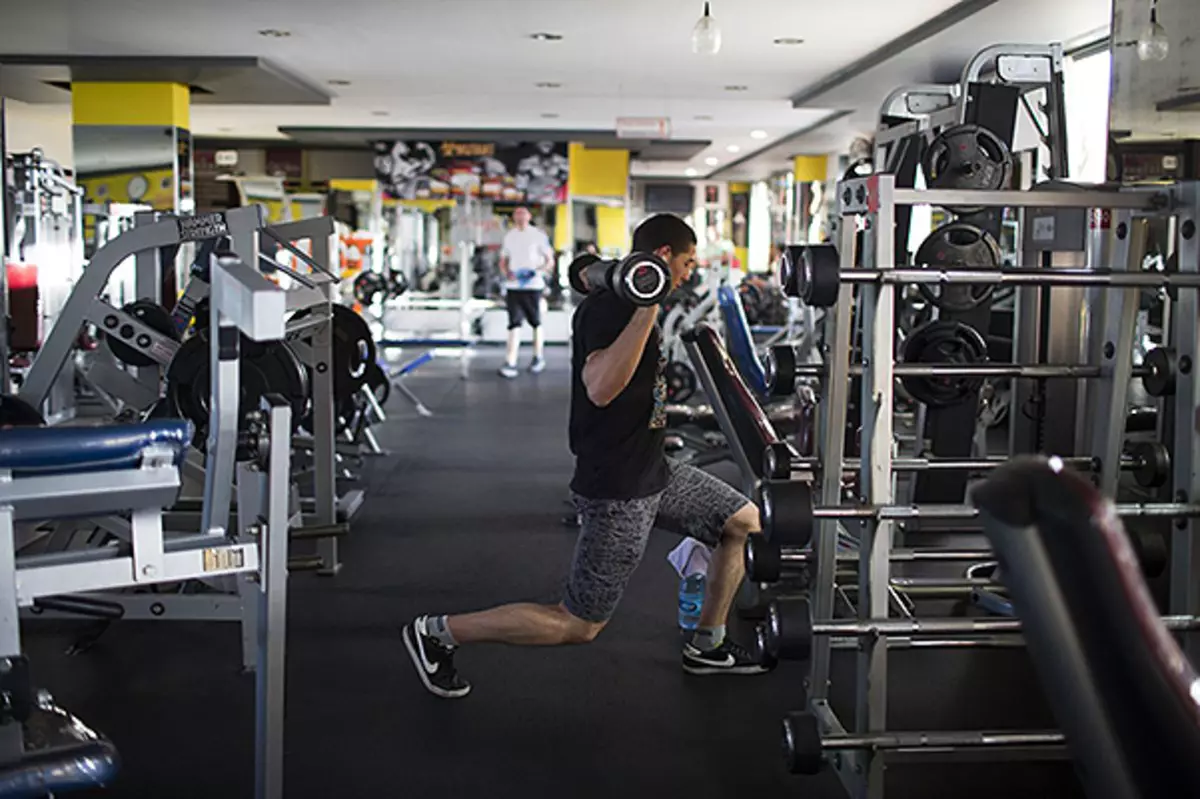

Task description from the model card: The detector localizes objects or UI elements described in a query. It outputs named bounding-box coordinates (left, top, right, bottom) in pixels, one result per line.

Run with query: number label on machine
left=203, top=548, right=246, bottom=572
left=179, top=213, right=230, bottom=242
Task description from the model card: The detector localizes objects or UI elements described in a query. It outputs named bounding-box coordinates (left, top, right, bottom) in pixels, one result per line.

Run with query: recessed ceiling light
left=535, top=82, right=562, bottom=89
left=750, top=129, right=768, bottom=140
left=773, top=37, right=805, bottom=45
left=724, top=85, right=748, bottom=92
left=685, top=168, right=698, bottom=177
left=705, top=157, right=719, bottom=166
left=726, top=144, right=741, bottom=153
left=371, top=110, right=389, bottom=117
left=530, top=32, right=563, bottom=41
left=257, top=29, right=291, bottom=38
left=694, top=114, right=714, bottom=121
left=541, top=112, right=560, bottom=119
left=217, top=127, right=233, bottom=133
left=327, top=79, right=351, bottom=86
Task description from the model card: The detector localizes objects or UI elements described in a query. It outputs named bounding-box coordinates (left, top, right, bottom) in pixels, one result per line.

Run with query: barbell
left=762, top=596, right=1200, bottom=663
left=766, top=337, right=1181, bottom=402
left=760, top=440, right=1171, bottom=489
left=760, top=478, right=1200, bottom=547
left=567, top=252, right=672, bottom=307
left=779, top=242, right=1200, bottom=310
left=782, top=712, right=1064, bottom=776
left=744, top=536, right=993, bottom=583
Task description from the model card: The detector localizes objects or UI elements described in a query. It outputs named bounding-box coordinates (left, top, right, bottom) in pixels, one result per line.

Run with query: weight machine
left=0, top=251, right=293, bottom=799
left=762, top=174, right=1200, bottom=799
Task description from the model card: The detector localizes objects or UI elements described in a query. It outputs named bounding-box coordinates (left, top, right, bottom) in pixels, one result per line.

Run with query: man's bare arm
left=582, top=307, right=658, bottom=407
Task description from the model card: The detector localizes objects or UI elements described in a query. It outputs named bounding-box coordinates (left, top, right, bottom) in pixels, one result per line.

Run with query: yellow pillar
left=793, top=155, right=828, bottom=184
left=568, top=143, right=630, bottom=255
left=72, top=82, right=192, bottom=213
left=72, top=82, right=193, bottom=301
left=729, top=182, right=750, bottom=272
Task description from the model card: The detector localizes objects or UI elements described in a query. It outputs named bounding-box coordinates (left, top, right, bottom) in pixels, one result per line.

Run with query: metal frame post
left=854, top=177, right=897, bottom=799
left=304, top=229, right=339, bottom=574
left=1088, top=211, right=1142, bottom=495
left=1167, top=183, right=1200, bottom=662
left=255, top=395, right=291, bottom=799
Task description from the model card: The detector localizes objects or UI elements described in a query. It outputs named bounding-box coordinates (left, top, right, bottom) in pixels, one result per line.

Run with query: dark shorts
left=505, top=289, right=543, bottom=329
left=564, top=460, right=752, bottom=623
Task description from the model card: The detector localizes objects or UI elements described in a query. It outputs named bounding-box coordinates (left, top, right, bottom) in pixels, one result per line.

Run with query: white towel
left=667, top=537, right=712, bottom=579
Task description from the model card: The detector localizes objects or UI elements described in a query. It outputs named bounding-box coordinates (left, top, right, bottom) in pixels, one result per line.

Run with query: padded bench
left=682, top=324, right=792, bottom=483
left=716, top=284, right=771, bottom=399
left=0, top=421, right=192, bottom=522
left=973, top=457, right=1200, bottom=799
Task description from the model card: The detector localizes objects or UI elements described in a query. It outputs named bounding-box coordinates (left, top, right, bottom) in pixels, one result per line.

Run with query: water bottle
left=678, top=573, right=706, bottom=632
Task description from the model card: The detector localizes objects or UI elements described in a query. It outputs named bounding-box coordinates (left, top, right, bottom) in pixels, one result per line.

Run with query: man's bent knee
left=557, top=603, right=608, bottom=644
left=723, top=501, right=761, bottom=542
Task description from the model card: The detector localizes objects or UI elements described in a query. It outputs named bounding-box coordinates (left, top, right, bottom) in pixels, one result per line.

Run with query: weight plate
left=900, top=320, right=989, bottom=408
left=0, top=394, right=45, bottom=427
left=353, top=271, right=388, bottom=305
left=745, top=535, right=783, bottom=583
left=766, top=345, right=797, bottom=398
left=768, top=597, right=814, bottom=661
left=166, top=335, right=309, bottom=449
left=1130, top=441, right=1170, bottom=488
left=664, top=361, right=697, bottom=404
left=568, top=254, right=601, bottom=295
left=783, top=711, right=825, bottom=776
left=104, top=300, right=179, bottom=367
left=290, top=305, right=377, bottom=405
left=761, top=479, right=814, bottom=546
left=1142, top=347, right=1177, bottom=397
left=366, top=360, right=391, bottom=408
left=922, top=124, right=1013, bottom=212
left=914, top=222, right=1001, bottom=313
left=762, top=441, right=792, bottom=480
left=786, top=245, right=840, bottom=308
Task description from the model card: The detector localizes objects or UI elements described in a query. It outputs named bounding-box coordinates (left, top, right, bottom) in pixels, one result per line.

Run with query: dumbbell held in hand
left=568, top=252, right=671, bottom=307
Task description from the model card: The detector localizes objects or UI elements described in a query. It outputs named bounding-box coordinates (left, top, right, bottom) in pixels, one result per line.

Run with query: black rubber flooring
left=23, top=347, right=1084, bottom=798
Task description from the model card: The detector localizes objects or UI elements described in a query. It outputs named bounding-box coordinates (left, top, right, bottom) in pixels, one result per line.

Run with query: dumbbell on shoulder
left=568, top=252, right=672, bottom=307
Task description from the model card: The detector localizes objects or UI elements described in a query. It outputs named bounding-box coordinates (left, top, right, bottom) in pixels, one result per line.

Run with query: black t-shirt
left=568, top=291, right=668, bottom=499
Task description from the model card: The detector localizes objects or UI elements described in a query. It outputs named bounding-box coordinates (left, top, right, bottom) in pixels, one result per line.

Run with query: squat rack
left=805, top=173, right=1199, bottom=798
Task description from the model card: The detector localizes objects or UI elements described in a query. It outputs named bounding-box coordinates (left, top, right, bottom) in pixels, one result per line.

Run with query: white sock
left=692, top=625, right=725, bottom=652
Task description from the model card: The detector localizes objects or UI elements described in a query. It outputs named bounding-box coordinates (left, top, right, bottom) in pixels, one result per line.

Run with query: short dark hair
left=632, top=214, right=696, bottom=256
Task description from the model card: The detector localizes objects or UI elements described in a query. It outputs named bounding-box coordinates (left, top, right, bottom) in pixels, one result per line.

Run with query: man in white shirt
left=498, top=206, right=554, bottom=378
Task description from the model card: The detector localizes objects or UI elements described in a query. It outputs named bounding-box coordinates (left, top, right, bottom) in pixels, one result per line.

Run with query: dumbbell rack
left=804, top=173, right=1200, bottom=798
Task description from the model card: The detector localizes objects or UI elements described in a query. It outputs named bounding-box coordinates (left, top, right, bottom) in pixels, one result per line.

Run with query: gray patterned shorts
left=564, top=460, right=752, bottom=623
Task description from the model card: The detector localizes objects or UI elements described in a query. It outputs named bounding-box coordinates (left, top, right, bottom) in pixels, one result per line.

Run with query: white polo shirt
left=501, top=226, right=553, bottom=292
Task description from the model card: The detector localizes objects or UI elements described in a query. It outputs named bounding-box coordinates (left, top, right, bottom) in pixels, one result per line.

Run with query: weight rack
left=799, top=173, right=1200, bottom=799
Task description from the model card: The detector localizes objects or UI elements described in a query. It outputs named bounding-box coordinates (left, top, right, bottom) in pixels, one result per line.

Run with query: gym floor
left=25, top=349, right=1084, bottom=798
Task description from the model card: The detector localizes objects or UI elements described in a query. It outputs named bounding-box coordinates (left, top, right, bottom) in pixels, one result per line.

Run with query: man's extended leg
left=402, top=491, right=660, bottom=698
left=528, top=293, right=546, bottom=373
left=654, top=460, right=768, bottom=675
left=500, top=292, right=524, bottom=378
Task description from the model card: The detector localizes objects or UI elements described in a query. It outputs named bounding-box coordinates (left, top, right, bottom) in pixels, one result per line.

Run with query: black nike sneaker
left=682, top=638, right=771, bottom=676
left=402, top=616, right=471, bottom=698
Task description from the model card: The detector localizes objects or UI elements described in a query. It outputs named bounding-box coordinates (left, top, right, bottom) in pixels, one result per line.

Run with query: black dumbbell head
left=762, top=441, right=792, bottom=480
left=745, top=535, right=783, bottom=583
left=765, top=345, right=797, bottom=397
left=782, top=711, right=825, bottom=775
left=615, top=252, right=671, bottom=306
left=761, top=479, right=815, bottom=547
left=754, top=623, right=779, bottom=671
left=767, top=598, right=814, bottom=661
